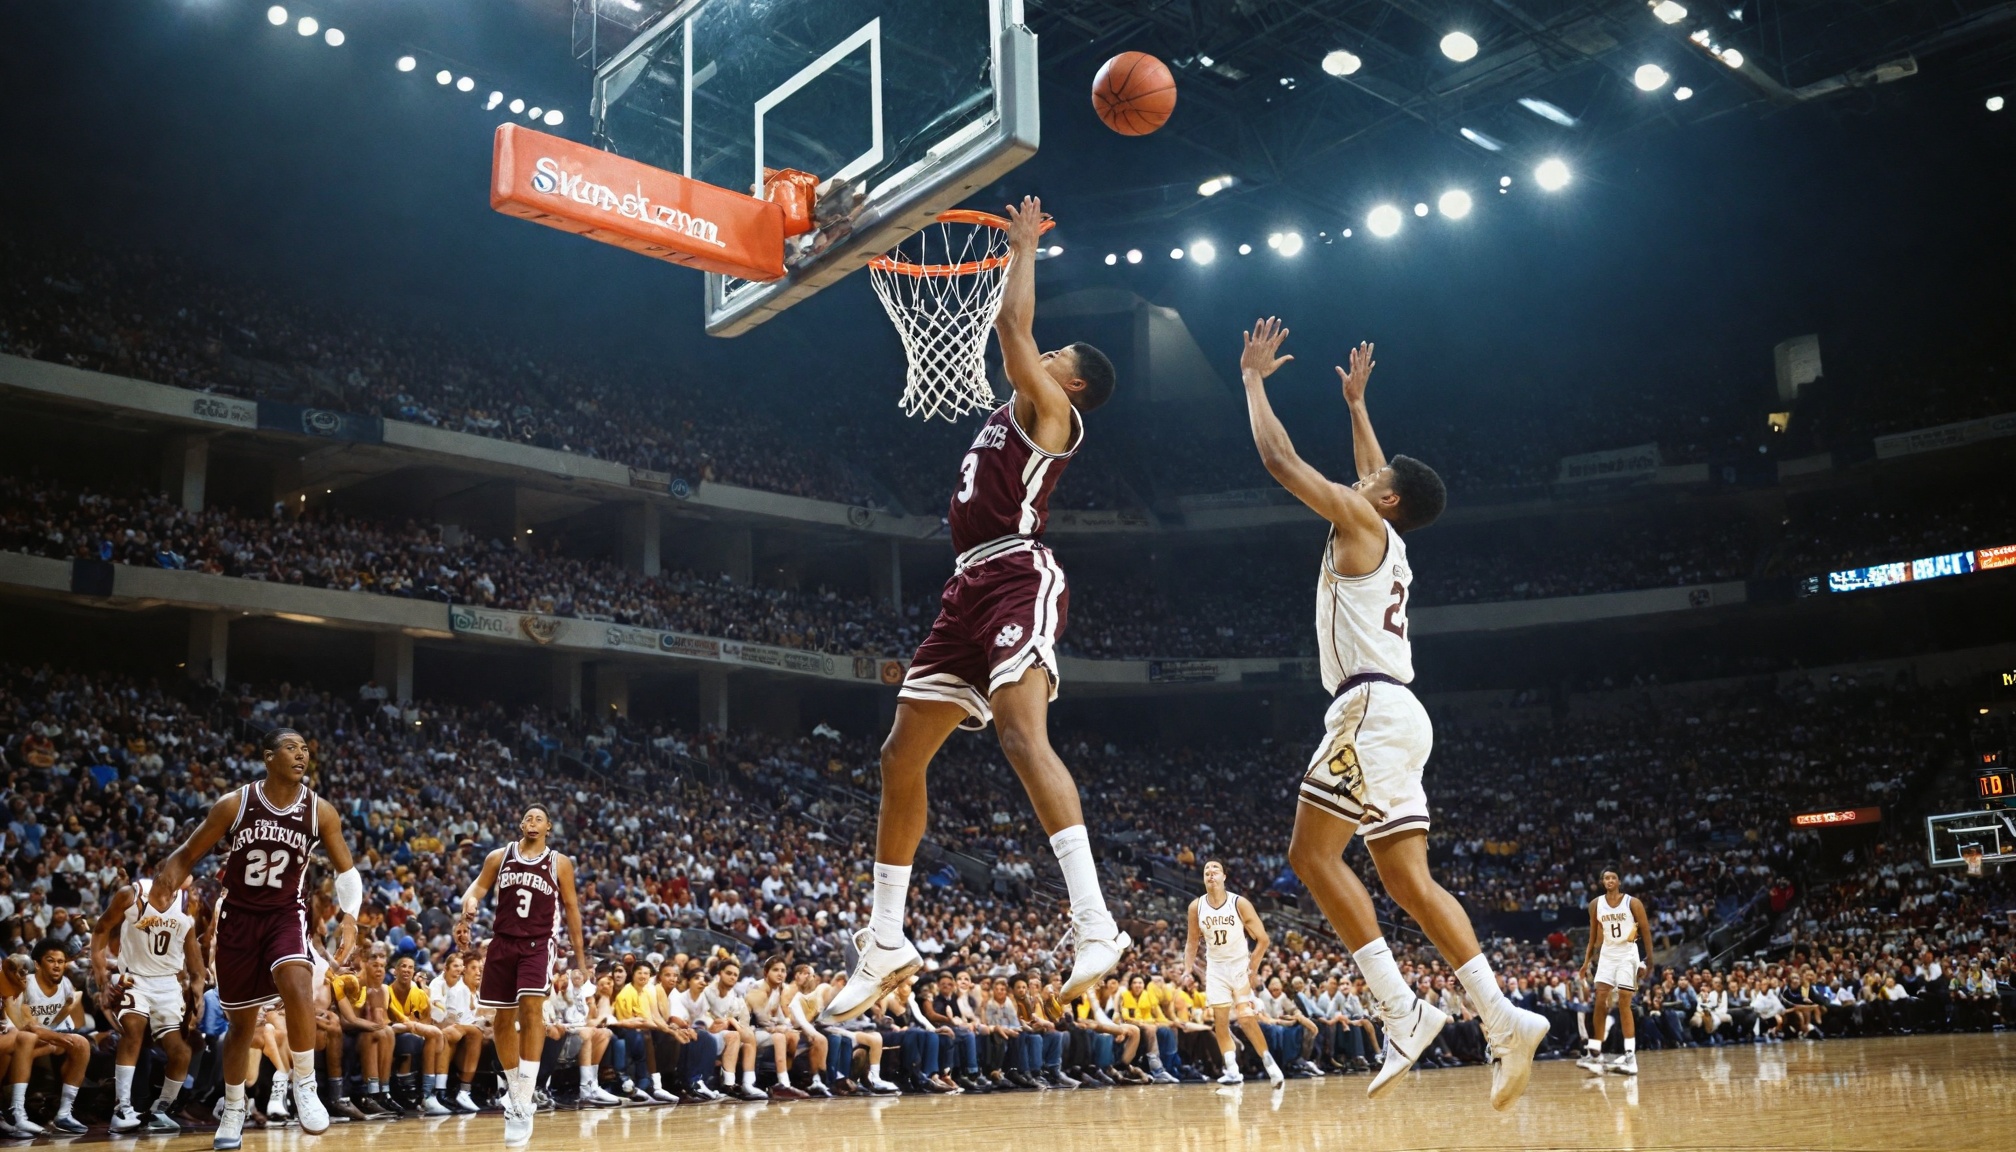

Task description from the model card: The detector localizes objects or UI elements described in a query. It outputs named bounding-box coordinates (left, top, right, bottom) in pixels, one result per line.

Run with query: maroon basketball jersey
left=494, top=844, right=561, bottom=939
left=219, top=781, right=318, bottom=914
left=947, top=402, right=1082, bottom=557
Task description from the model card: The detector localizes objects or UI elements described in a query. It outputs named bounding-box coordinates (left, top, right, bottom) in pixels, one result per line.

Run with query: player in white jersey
left=92, top=877, right=204, bottom=1132
left=1182, top=861, right=1284, bottom=1087
left=5, top=939, right=91, bottom=1134
left=1580, top=868, right=1654, bottom=1075
left=1240, top=319, right=1549, bottom=1110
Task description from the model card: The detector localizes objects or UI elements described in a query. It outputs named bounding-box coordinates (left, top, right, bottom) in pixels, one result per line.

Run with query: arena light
left=1367, top=204, right=1402, bottom=237
left=1719, top=47, right=1744, bottom=69
left=543, top=109, right=565, bottom=127
left=1650, top=1, right=1688, bottom=24
left=1125, top=249, right=1142, bottom=264
left=1341, top=228, right=1353, bottom=238
left=1198, top=175, right=1234, bottom=197
left=1438, top=189, right=1473, bottom=219
left=1188, top=240, right=1216, bottom=265
left=324, top=28, right=344, bottom=47
left=486, top=91, right=504, bottom=110
left=1276, top=231, right=1304, bottom=256
left=1103, top=253, right=1117, bottom=265
left=1534, top=157, right=1572, bottom=191
left=266, top=6, right=287, bottom=26
left=1500, top=175, right=1514, bottom=187
left=1990, top=95, right=2007, bottom=112
left=436, top=69, right=453, bottom=85
left=1322, top=50, right=1362, bottom=77
left=1518, top=97, right=1578, bottom=127
left=1440, top=32, right=1479, bottom=63
left=1170, top=247, right=1185, bottom=260
left=509, top=98, right=525, bottom=114
left=1674, top=86, right=1695, bottom=100
left=1237, top=243, right=1252, bottom=255
left=396, top=55, right=416, bottom=72
left=1413, top=202, right=1429, bottom=217
left=526, top=105, right=543, bottom=119
left=296, top=15, right=318, bottom=36
left=1633, top=63, right=1670, bottom=91
left=458, top=76, right=476, bottom=93
left=1459, top=127, right=1505, bottom=151
left=1046, top=244, right=1064, bottom=257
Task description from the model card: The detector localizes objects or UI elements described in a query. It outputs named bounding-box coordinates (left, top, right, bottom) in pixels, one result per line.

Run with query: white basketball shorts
left=119, top=973, right=187, bottom=1035
left=1595, top=950, right=1641, bottom=991
left=1204, top=961, right=1257, bottom=1013
left=1298, top=678, right=1433, bottom=841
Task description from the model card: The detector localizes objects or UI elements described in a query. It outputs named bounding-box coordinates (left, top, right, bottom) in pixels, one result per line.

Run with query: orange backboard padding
left=490, top=124, right=785, bottom=282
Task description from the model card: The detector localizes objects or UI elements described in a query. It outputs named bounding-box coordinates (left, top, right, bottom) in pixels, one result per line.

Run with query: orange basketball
left=1093, top=52, right=1177, bottom=136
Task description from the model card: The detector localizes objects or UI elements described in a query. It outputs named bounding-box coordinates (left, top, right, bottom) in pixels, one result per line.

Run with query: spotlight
left=1408, top=203, right=1425, bottom=217
left=1719, top=48, right=1744, bottom=69
left=296, top=16, right=318, bottom=36
left=527, top=105, right=543, bottom=119
left=1199, top=55, right=1215, bottom=67
left=1633, top=64, right=1669, bottom=91
left=458, top=76, right=476, bottom=93
left=1459, top=127, right=1505, bottom=151
left=1047, top=245, right=1064, bottom=257
left=1266, top=232, right=1282, bottom=250
left=1126, top=249, right=1142, bottom=264
left=1499, top=175, right=1513, bottom=187
left=1517, top=97, right=1579, bottom=127
left=1341, top=228, right=1352, bottom=238
left=1279, top=77, right=1297, bottom=89
left=1674, top=86, right=1694, bottom=100
left=486, top=91, right=504, bottom=110
left=1276, top=231, right=1304, bottom=256
left=509, top=98, right=526, bottom=114
left=1322, top=50, right=1363, bottom=77
left=1238, top=243, right=1252, bottom=255
left=324, top=28, right=344, bottom=47
left=1440, top=32, right=1479, bottom=63
left=397, top=56, right=417, bottom=72
left=1366, top=205, right=1402, bottom=238
left=1170, top=247, right=1185, bottom=260
left=1186, top=240, right=1215, bottom=265
left=543, top=109, right=565, bottom=127
left=267, top=6, right=287, bottom=27
left=1650, top=1, right=1688, bottom=24
left=1437, top=190, right=1473, bottom=219
left=1104, top=253, right=1117, bottom=266
left=1990, top=95, right=2007, bottom=112
left=1534, top=158, right=1571, bottom=191
left=436, top=70, right=453, bottom=85
left=1198, top=176, right=1234, bottom=197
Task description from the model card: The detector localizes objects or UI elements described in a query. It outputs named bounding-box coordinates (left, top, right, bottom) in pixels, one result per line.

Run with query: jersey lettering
left=946, top=404, right=1080, bottom=555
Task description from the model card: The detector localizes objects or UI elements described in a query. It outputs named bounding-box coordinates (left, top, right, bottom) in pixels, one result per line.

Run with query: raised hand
left=1003, top=195, right=1045, bottom=253
left=1335, top=341, right=1375, bottom=405
left=1240, top=317, right=1294, bottom=381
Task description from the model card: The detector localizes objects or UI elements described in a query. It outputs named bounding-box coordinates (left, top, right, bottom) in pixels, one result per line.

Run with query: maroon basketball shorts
left=479, top=934, right=558, bottom=1007
left=214, top=901, right=312, bottom=1010
left=900, top=542, right=1067, bottom=730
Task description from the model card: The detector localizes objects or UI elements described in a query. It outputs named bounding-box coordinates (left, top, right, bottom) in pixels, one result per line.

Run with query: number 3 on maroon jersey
left=957, top=453, right=979, bottom=503
left=1382, top=581, right=1408, bottom=639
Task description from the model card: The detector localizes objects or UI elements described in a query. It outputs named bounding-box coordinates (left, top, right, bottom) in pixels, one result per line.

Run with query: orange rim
left=868, top=211, right=1057, bottom=278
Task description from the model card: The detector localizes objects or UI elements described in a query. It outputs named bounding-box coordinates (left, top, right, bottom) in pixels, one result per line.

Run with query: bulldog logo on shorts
left=1325, top=743, right=1367, bottom=802
left=994, top=623, right=1025, bottom=648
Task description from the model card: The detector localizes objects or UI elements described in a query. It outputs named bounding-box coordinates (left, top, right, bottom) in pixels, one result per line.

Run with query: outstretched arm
left=149, top=792, right=242, bottom=910
left=996, top=196, right=1073, bottom=454
left=1241, top=318, right=1381, bottom=537
left=1335, top=342, right=1385, bottom=481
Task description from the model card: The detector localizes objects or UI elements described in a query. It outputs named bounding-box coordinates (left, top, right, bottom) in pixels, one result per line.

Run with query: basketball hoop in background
left=870, top=210, right=1055, bottom=422
left=1962, top=844, right=1985, bottom=877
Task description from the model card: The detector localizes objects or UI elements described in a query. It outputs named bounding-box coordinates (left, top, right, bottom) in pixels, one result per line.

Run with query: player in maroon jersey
left=825, top=196, right=1128, bottom=1024
left=149, top=728, right=360, bottom=1149
left=457, top=803, right=585, bottom=1143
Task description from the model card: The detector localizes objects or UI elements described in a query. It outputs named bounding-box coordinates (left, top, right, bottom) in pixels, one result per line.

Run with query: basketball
left=1093, top=51, right=1177, bottom=136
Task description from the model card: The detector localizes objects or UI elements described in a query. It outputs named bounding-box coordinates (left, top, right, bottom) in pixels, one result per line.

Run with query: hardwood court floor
left=158, top=1034, right=2015, bottom=1152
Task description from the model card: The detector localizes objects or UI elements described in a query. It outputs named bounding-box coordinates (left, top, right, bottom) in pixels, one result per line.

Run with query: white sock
left=1220, top=1049, right=1238, bottom=1072
left=579, top=1064, right=596, bottom=1088
left=1623, top=1037, right=1636, bottom=1054
left=742, top=1068, right=757, bottom=1091
left=222, top=1083, right=245, bottom=1108
left=156, top=1080, right=183, bottom=1109
left=1350, top=938, right=1418, bottom=1018
left=58, top=1084, right=78, bottom=1117
left=649, top=1072, right=663, bottom=1092
left=1262, top=1051, right=1280, bottom=1071
left=1453, top=954, right=1516, bottom=1037
left=291, top=1049, right=317, bottom=1087
left=365, top=1078, right=381, bottom=1096
left=1048, top=825, right=1115, bottom=935
left=870, top=862, right=912, bottom=948
left=116, top=1065, right=136, bottom=1108
left=1587, top=1037, right=1602, bottom=1053
left=431, top=1073, right=447, bottom=1092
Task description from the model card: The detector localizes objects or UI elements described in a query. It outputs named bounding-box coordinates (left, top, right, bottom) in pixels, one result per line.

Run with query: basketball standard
left=590, top=0, right=1040, bottom=337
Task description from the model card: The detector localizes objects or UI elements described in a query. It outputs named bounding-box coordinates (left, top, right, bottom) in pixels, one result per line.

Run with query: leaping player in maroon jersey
left=457, top=804, right=586, bottom=1144
left=149, top=728, right=360, bottom=1150
left=825, top=196, right=1129, bottom=1023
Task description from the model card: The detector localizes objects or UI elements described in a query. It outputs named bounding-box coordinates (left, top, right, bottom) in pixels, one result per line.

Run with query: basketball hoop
left=1962, top=844, right=1985, bottom=877
left=870, top=210, right=1055, bottom=422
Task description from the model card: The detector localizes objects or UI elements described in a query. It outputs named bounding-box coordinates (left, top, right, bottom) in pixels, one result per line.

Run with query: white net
left=869, top=216, right=1015, bottom=422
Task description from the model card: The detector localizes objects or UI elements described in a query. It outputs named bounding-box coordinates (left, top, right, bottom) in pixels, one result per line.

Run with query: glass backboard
left=1926, top=810, right=2016, bottom=868
left=594, top=0, right=1039, bottom=336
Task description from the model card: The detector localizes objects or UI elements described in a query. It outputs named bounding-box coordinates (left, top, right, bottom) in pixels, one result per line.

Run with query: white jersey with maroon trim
left=1315, top=521, right=1414, bottom=692
left=120, top=879, right=195, bottom=980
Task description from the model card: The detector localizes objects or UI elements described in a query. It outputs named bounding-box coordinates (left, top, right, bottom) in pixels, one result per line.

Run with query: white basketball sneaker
left=1057, top=926, right=1132, bottom=1004
left=1577, top=1050, right=1607, bottom=1075
left=1365, top=998, right=1449, bottom=1100
left=1215, top=1067, right=1244, bottom=1086
left=821, top=930, right=922, bottom=1024
left=1487, top=1006, right=1552, bottom=1110
left=294, top=1074, right=330, bottom=1134
left=110, top=1104, right=145, bottom=1133
left=502, top=1094, right=533, bottom=1145
left=1613, top=1052, right=1638, bottom=1076
left=212, top=1100, right=247, bottom=1151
